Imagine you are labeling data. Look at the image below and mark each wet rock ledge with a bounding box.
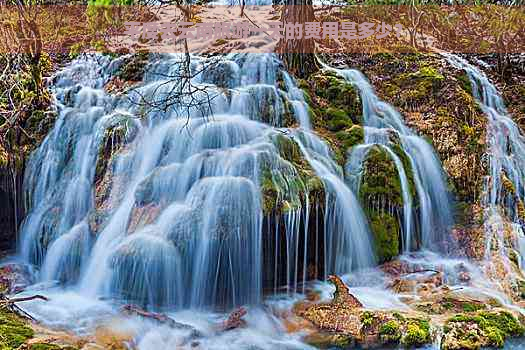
[290,276,525,349]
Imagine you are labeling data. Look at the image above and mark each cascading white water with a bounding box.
[282,72,376,275]
[444,54,525,214]
[326,67,454,252]
[444,53,525,267]
[19,53,376,310]
[11,51,525,350]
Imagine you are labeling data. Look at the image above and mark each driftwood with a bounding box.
[0,294,49,305]
[121,304,195,331]
[122,304,248,333]
[0,293,50,321]
[217,307,247,332]
[121,304,203,347]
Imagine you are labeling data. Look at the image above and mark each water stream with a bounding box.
[325,66,455,253]
[6,53,525,349]
[444,53,525,266]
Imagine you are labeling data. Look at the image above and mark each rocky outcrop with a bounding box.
[294,275,433,349]
[442,310,525,350]
[340,54,488,205]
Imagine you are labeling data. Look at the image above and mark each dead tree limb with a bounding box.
[0,294,49,305]
[217,307,247,332]
[121,304,195,331]
[0,293,49,321]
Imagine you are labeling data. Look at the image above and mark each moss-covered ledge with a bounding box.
[0,308,34,350]
[296,71,364,166]
[294,276,433,349]
[442,310,525,350]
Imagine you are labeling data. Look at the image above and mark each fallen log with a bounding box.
[0,293,49,321]
[217,307,247,332]
[0,294,49,305]
[121,304,195,331]
[121,304,202,346]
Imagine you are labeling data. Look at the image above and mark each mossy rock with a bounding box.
[360,311,376,329]
[516,279,525,299]
[367,211,400,264]
[415,296,487,315]
[379,320,402,344]
[95,113,139,184]
[259,133,326,215]
[335,125,364,150]
[0,309,34,350]
[117,52,149,82]
[309,72,362,125]
[325,108,353,132]
[383,63,445,110]
[358,145,417,262]
[271,133,303,165]
[457,72,473,95]
[401,318,431,348]
[360,145,412,207]
[442,311,525,350]
[303,332,354,349]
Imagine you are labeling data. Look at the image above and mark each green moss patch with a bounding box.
[401,318,431,348]
[0,309,34,350]
[335,125,364,150]
[303,332,354,349]
[379,320,401,344]
[457,72,473,95]
[442,311,524,350]
[368,212,399,263]
[358,145,417,262]
[260,133,325,215]
[310,72,362,123]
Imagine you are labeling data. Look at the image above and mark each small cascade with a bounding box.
[444,54,525,217]
[516,225,525,269]
[346,140,413,252]
[326,66,454,253]
[444,53,525,265]
[282,71,376,274]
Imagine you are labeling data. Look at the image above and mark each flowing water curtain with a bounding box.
[326,66,455,253]
[17,53,342,308]
[444,53,525,263]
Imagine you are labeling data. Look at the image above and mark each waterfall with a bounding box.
[282,71,376,275]
[444,54,525,214]
[444,53,525,263]
[18,53,375,309]
[326,66,454,252]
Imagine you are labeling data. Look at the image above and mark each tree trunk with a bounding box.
[277,0,318,78]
